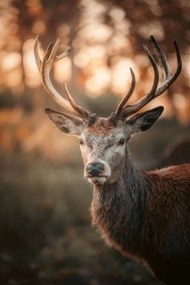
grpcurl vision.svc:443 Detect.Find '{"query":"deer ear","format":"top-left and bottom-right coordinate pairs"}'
top-left (127, 106), bottom-right (164, 134)
top-left (45, 108), bottom-right (83, 136)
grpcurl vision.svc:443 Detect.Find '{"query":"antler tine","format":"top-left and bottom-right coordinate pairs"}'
top-left (121, 44), bottom-right (159, 117)
top-left (117, 36), bottom-right (182, 119)
top-left (154, 39), bottom-right (182, 97)
top-left (34, 36), bottom-right (90, 118)
top-left (56, 47), bottom-right (71, 61)
top-left (114, 68), bottom-right (136, 116)
top-left (63, 83), bottom-right (90, 118)
top-left (40, 41), bottom-right (76, 114)
top-left (48, 37), bottom-right (60, 63)
top-left (47, 38), bottom-right (71, 64)
top-left (150, 35), bottom-right (170, 81)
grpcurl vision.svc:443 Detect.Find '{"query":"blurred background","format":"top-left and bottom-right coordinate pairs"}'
top-left (0, 0), bottom-right (190, 284)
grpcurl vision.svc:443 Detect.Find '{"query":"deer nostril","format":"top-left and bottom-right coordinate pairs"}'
top-left (87, 162), bottom-right (104, 177)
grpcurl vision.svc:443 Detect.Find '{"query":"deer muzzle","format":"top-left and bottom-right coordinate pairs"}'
top-left (84, 159), bottom-right (111, 185)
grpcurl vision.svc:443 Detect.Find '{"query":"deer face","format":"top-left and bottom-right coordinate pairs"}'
top-left (79, 118), bottom-right (128, 184)
top-left (45, 107), bottom-right (163, 185)
top-left (35, 36), bottom-right (181, 184)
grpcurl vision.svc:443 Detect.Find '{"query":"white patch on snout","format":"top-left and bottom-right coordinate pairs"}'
top-left (84, 159), bottom-right (111, 185)
top-left (88, 176), bottom-right (107, 185)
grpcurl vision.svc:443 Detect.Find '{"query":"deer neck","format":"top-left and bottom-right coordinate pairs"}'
top-left (91, 148), bottom-right (151, 255)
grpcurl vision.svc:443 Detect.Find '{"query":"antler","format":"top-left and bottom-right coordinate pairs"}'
top-left (114, 68), bottom-right (136, 115)
top-left (34, 36), bottom-right (91, 119)
top-left (114, 35), bottom-right (182, 119)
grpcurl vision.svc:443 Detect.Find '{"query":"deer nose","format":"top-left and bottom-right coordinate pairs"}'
top-left (87, 162), bottom-right (104, 177)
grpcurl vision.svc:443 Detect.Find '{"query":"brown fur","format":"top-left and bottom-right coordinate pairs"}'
top-left (91, 157), bottom-right (190, 285)
top-left (87, 118), bottom-right (117, 134)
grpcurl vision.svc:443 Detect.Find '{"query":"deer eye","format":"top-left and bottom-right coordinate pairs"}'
top-left (79, 139), bottom-right (84, 145)
top-left (118, 138), bottom-right (126, 145)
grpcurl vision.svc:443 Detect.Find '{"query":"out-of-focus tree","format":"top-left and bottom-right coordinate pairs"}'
top-left (0, 0), bottom-right (81, 155)
top-left (76, 0), bottom-right (190, 118)
top-left (97, 0), bottom-right (190, 117)
top-left (0, 0), bottom-right (190, 157)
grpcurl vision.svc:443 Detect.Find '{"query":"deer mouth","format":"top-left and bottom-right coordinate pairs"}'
top-left (86, 174), bottom-right (107, 178)
top-left (86, 175), bottom-right (108, 185)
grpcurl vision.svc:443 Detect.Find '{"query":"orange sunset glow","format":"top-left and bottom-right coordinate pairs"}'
top-left (0, 0), bottom-right (189, 158)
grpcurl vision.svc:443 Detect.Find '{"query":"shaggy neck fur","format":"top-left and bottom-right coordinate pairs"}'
top-left (91, 147), bottom-right (152, 259)
top-left (90, 146), bottom-right (190, 284)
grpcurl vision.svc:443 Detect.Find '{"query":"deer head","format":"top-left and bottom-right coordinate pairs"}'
top-left (34, 36), bottom-right (182, 185)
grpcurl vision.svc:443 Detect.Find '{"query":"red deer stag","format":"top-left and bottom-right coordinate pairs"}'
top-left (34, 36), bottom-right (190, 285)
